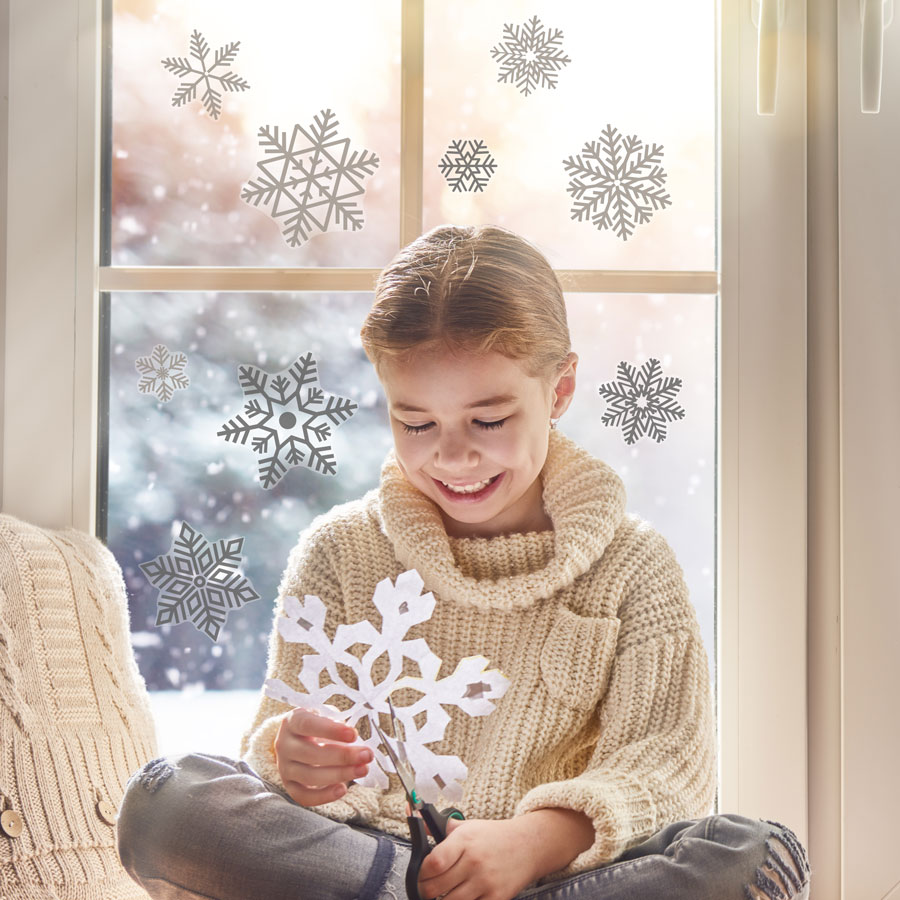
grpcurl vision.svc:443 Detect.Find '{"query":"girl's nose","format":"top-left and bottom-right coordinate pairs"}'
top-left (434, 431), bottom-right (478, 471)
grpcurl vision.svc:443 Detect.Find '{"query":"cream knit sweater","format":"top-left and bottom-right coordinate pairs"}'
top-left (0, 515), bottom-right (157, 900)
top-left (241, 430), bottom-right (717, 878)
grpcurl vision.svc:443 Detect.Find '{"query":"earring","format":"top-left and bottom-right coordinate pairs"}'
top-left (549, 418), bottom-right (559, 430)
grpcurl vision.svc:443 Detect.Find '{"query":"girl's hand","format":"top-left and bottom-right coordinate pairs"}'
top-left (418, 809), bottom-right (594, 900)
top-left (273, 707), bottom-right (372, 807)
top-left (417, 818), bottom-right (539, 900)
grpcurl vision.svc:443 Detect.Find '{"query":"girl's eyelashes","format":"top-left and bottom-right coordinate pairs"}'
top-left (475, 417), bottom-right (508, 430)
top-left (401, 422), bottom-right (435, 435)
top-left (399, 417), bottom-right (509, 435)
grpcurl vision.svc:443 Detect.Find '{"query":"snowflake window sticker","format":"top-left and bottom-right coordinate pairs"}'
top-left (490, 15), bottom-right (571, 97)
top-left (161, 29), bottom-right (250, 120)
top-left (241, 109), bottom-right (380, 248)
top-left (598, 358), bottom-right (686, 445)
top-left (139, 521), bottom-right (261, 642)
top-left (264, 569), bottom-right (510, 803)
top-left (135, 344), bottom-right (190, 403)
top-left (438, 140), bottom-right (498, 192)
top-left (218, 351), bottom-right (358, 488)
top-left (563, 124), bottom-right (672, 241)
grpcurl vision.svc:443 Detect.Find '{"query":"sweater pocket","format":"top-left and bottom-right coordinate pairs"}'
top-left (539, 606), bottom-right (620, 712)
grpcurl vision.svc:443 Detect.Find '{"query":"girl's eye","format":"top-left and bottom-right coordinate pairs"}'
top-left (401, 422), bottom-right (434, 435)
top-left (475, 418), bottom-right (508, 431)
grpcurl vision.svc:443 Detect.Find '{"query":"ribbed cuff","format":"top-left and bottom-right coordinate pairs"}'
top-left (515, 771), bottom-right (658, 875)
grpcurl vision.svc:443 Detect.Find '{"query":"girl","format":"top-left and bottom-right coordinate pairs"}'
top-left (117, 225), bottom-right (811, 900)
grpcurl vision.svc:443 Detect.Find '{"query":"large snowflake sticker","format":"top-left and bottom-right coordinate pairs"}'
top-left (563, 124), bottom-right (672, 241)
top-left (490, 15), bottom-right (571, 97)
top-left (161, 29), bottom-right (250, 120)
top-left (139, 521), bottom-right (261, 642)
top-left (217, 352), bottom-right (357, 488)
top-left (135, 344), bottom-right (190, 403)
top-left (438, 140), bottom-right (498, 192)
top-left (264, 570), bottom-right (510, 803)
top-left (241, 109), bottom-right (380, 248)
top-left (598, 358), bottom-right (686, 444)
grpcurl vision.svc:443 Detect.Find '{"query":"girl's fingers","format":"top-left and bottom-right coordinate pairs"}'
top-left (283, 779), bottom-right (350, 807)
top-left (287, 708), bottom-right (357, 743)
top-left (287, 758), bottom-right (370, 788)
top-left (290, 733), bottom-right (373, 769)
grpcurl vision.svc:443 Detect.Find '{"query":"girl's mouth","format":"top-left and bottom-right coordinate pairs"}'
top-left (433, 473), bottom-right (504, 503)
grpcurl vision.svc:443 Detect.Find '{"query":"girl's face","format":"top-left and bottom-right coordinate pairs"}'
top-left (379, 348), bottom-right (577, 538)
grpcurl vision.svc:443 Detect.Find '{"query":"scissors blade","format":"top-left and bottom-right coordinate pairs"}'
top-left (370, 714), bottom-right (417, 800)
top-left (387, 697), bottom-right (413, 771)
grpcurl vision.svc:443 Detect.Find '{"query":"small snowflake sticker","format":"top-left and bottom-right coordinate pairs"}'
top-left (438, 140), bottom-right (497, 192)
top-left (241, 109), bottom-right (380, 248)
top-left (490, 15), bottom-right (571, 97)
top-left (217, 352), bottom-right (358, 488)
top-left (135, 344), bottom-right (190, 403)
top-left (264, 569), bottom-right (509, 802)
top-left (598, 358), bottom-right (686, 444)
top-left (161, 29), bottom-right (250, 120)
top-left (139, 521), bottom-right (260, 642)
top-left (563, 124), bottom-right (672, 241)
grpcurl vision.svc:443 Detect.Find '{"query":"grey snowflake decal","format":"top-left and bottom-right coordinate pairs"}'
top-left (598, 358), bottom-right (685, 444)
top-left (135, 344), bottom-right (190, 402)
top-left (563, 124), bottom-right (672, 241)
top-left (217, 352), bottom-right (358, 488)
top-left (139, 521), bottom-right (260, 642)
top-left (438, 140), bottom-right (497, 192)
top-left (241, 109), bottom-right (380, 248)
top-left (161, 29), bottom-right (250, 120)
top-left (490, 15), bottom-right (571, 96)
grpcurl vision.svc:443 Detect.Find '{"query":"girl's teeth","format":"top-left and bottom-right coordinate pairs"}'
top-left (443, 477), bottom-right (493, 494)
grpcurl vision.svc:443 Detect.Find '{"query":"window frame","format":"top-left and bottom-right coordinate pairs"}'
top-left (1, 0), bottom-right (809, 850)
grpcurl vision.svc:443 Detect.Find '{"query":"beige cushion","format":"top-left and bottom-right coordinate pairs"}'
top-left (0, 514), bottom-right (157, 899)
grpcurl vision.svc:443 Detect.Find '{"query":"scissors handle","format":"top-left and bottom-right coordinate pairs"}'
top-left (405, 807), bottom-right (465, 900)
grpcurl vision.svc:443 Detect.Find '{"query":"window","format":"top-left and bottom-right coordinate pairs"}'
top-left (2, 0), bottom-right (809, 843)
top-left (101, 0), bottom-right (719, 760)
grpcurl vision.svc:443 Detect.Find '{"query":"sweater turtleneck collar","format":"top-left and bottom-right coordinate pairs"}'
top-left (376, 429), bottom-right (627, 610)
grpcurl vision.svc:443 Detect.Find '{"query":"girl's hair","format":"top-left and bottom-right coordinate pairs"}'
top-left (360, 224), bottom-right (571, 379)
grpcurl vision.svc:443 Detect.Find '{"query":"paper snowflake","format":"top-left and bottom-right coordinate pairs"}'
top-left (490, 15), bottom-right (571, 97)
top-left (139, 521), bottom-right (261, 642)
top-left (241, 109), bottom-right (380, 248)
top-left (217, 352), bottom-right (357, 488)
top-left (598, 358), bottom-right (685, 444)
top-left (438, 140), bottom-right (497, 192)
top-left (161, 29), bottom-right (250, 120)
top-left (135, 344), bottom-right (190, 402)
top-left (264, 569), bottom-right (510, 802)
top-left (563, 124), bottom-right (672, 241)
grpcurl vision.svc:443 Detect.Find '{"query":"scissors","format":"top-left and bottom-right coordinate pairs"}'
top-left (369, 697), bottom-right (465, 900)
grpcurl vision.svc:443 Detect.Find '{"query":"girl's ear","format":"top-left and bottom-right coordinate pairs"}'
top-left (550, 352), bottom-right (579, 419)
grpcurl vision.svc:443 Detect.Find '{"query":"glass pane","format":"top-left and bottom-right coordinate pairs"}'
top-left (104, 291), bottom-right (389, 752)
top-left (103, 290), bottom-right (715, 755)
top-left (423, 0), bottom-right (715, 271)
top-left (110, 1), bottom-right (401, 267)
top-left (563, 293), bottom-right (717, 678)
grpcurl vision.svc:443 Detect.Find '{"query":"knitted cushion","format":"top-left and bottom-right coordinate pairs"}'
top-left (0, 514), bottom-right (157, 900)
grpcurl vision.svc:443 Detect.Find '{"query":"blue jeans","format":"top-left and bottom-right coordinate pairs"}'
top-left (116, 752), bottom-right (810, 900)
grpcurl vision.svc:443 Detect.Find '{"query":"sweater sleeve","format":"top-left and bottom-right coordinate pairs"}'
top-left (514, 528), bottom-right (717, 876)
